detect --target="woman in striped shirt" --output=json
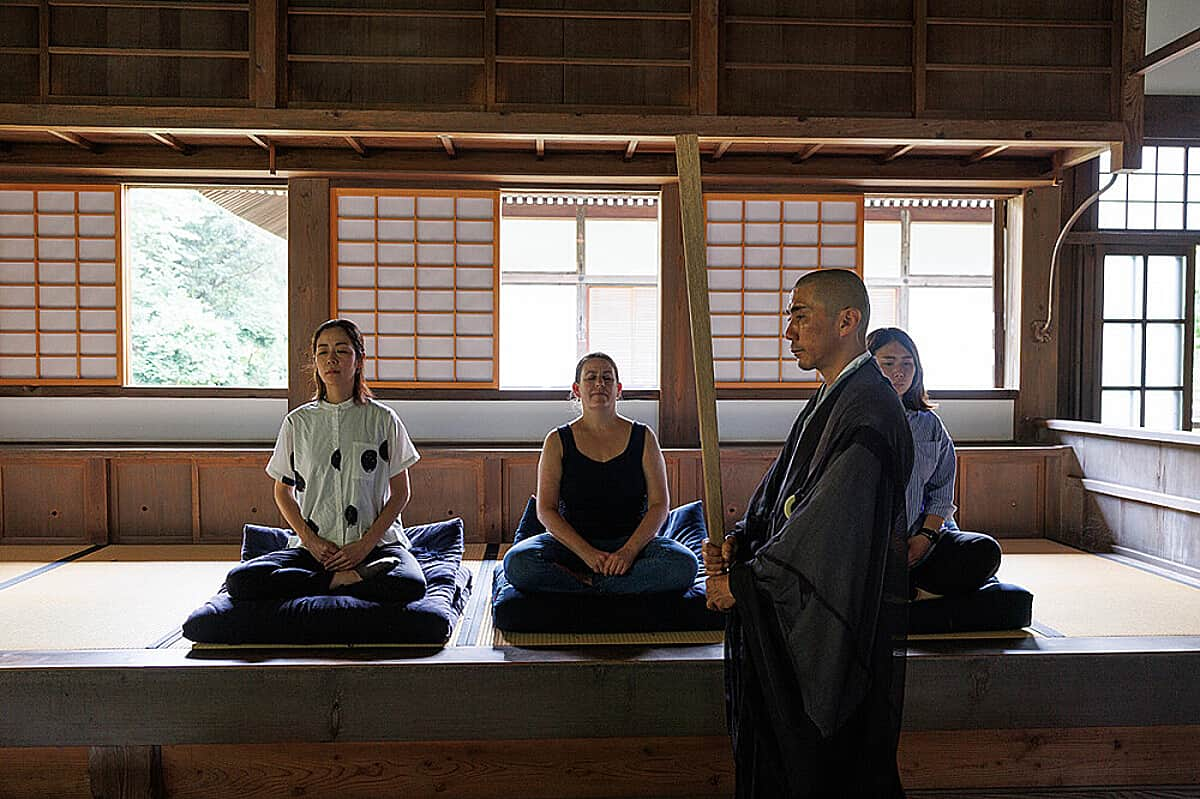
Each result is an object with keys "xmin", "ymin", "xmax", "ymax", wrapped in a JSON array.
[{"xmin": 867, "ymin": 327, "xmax": 1002, "ymax": 596}]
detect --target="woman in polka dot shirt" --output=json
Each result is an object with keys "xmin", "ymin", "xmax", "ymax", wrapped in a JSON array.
[{"xmin": 225, "ymin": 318, "xmax": 427, "ymax": 603}]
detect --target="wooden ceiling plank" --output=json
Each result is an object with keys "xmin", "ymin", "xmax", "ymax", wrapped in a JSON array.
[{"xmin": 0, "ymin": 105, "xmax": 1126, "ymax": 148}]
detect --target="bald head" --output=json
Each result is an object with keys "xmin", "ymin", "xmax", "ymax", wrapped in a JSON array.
[{"xmin": 793, "ymin": 269, "xmax": 870, "ymax": 336}]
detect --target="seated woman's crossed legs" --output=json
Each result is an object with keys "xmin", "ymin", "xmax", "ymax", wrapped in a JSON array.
[{"xmin": 503, "ymin": 532, "xmax": 697, "ymax": 595}]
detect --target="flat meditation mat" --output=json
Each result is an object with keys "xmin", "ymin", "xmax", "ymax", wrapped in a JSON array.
[
  {"xmin": 0, "ymin": 545, "xmax": 240, "ymax": 650},
  {"xmin": 0, "ymin": 545, "xmax": 91, "ymax": 584},
  {"xmin": 494, "ymin": 629, "xmax": 725, "ymax": 647}
]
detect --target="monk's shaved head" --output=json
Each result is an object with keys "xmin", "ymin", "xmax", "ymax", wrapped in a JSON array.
[{"xmin": 793, "ymin": 269, "xmax": 871, "ymax": 334}]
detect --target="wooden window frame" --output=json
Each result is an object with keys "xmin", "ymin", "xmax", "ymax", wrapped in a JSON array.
[
  {"xmin": 1094, "ymin": 241, "xmax": 1197, "ymax": 431},
  {"xmin": 0, "ymin": 183, "xmax": 122, "ymax": 387},
  {"xmin": 331, "ymin": 187, "xmax": 500, "ymax": 390},
  {"xmin": 1097, "ymin": 142, "xmax": 1200, "ymax": 233}
]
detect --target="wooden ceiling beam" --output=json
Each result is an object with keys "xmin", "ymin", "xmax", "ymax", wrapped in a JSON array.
[
  {"xmin": 47, "ymin": 130, "xmax": 99, "ymax": 152},
  {"xmin": 964, "ymin": 145, "xmax": 1008, "ymax": 165},
  {"xmin": 147, "ymin": 132, "xmax": 194, "ymax": 156},
  {"xmin": 1054, "ymin": 146, "xmax": 1109, "ymax": 171},
  {"xmin": 1134, "ymin": 26, "xmax": 1200, "ymax": 76},
  {"xmin": 624, "ymin": 139, "xmax": 638, "ymax": 162},
  {"xmin": 438, "ymin": 134, "xmax": 456, "ymax": 158},
  {"xmin": 344, "ymin": 135, "xmax": 368, "ymax": 157},
  {"xmin": 710, "ymin": 140, "xmax": 733, "ymax": 160},
  {"xmin": 792, "ymin": 143, "xmax": 822, "ymax": 163},
  {"xmin": 535, "ymin": 137, "xmax": 545, "ymax": 160},
  {"xmin": 0, "ymin": 104, "xmax": 1126, "ymax": 148},
  {"xmin": 247, "ymin": 134, "xmax": 270, "ymax": 150},
  {"xmin": 0, "ymin": 144, "xmax": 1056, "ymax": 189},
  {"xmin": 879, "ymin": 144, "xmax": 915, "ymax": 163}
]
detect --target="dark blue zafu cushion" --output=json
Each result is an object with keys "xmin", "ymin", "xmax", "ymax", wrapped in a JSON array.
[
  {"xmin": 908, "ymin": 578, "xmax": 1034, "ymax": 635},
  {"xmin": 492, "ymin": 498, "xmax": 725, "ymax": 633},
  {"xmin": 182, "ymin": 518, "xmax": 472, "ymax": 645}
]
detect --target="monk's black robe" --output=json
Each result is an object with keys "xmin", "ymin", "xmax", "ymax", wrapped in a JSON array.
[{"xmin": 725, "ymin": 358, "xmax": 914, "ymax": 798}]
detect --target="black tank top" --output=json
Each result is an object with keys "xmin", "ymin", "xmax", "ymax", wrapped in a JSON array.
[{"xmin": 557, "ymin": 421, "xmax": 648, "ymax": 542}]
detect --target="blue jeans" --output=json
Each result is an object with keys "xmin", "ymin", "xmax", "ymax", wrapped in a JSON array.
[{"xmin": 503, "ymin": 533, "xmax": 698, "ymax": 595}]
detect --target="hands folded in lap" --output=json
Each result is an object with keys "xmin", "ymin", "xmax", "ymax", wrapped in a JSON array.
[
  {"xmin": 582, "ymin": 546, "xmax": 637, "ymax": 577},
  {"xmin": 303, "ymin": 534, "xmax": 373, "ymax": 573}
]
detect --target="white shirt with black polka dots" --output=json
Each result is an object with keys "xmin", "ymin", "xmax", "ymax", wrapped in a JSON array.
[{"xmin": 266, "ymin": 398, "xmax": 420, "ymax": 550}]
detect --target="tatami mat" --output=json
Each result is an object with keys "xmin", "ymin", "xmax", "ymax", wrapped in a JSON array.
[
  {"xmin": 0, "ymin": 545, "xmax": 238, "ymax": 650},
  {"xmin": 0, "ymin": 545, "xmax": 91, "ymax": 583},
  {"xmin": 2, "ymin": 539, "xmax": 1197, "ymax": 651},
  {"xmin": 998, "ymin": 541, "xmax": 1200, "ymax": 637}
]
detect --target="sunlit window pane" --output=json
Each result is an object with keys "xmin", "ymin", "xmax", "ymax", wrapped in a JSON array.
[
  {"xmin": 1128, "ymin": 202, "xmax": 1155, "ymax": 229},
  {"xmin": 1101, "ymin": 390, "xmax": 1139, "ymax": 427},
  {"xmin": 127, "ymin": 187, "xmax": 287, "ymax": 387},
  {"xmin": 907, "ymin": 287, "xmax": 993, "ymax": 388},
  {"xmin": 910, "ymin": 222, "xmax": 992, "ymax": 275},
  {"xmin": 1102, "ymin": 255, "xmax": 1143, "ymax": 319},
  {"xmin": 1189, "ymin": 204, "xmax": 1200, "ymax": 231},
  {"xmin": 585, "ymin": 219, "xmax": 658, "ymax": 277},
  {"xmin": 1144, "ymin": 324, "xmax": 1183, "ymax": 387},
  {"xmin": 1144, "ymin": 390, "xmax": 1182, "ymax": 431},
  {"xmin": 1157, "ymin": 203, "xmax": 1184, "ymax": 230},
  {"xmin": 867, "ymin": 287, "xmax": 899, "ymax": 329},
  {"xmin": 1102, "ymin": 323, "xmax": 1142, "ymax": 386},
  {"xmin": 1098, "ymin": 201, "xmax": 1126, "ymax": 229},
  {"xmin": 1128, "ymin": 174, "xmax": 1156, "ymax": 202},
  {"xmin": 1157, "ymin": 146, "xmax": 1185, "ymax": 174},
  {"xmin": 864, "ymin": 220, "xmax": 901, "ymax": 278},
  {"xmin": 1146, "ymin": 256, "xmax": 1184, "ymax": 319},
  {"xmin": 499, "ymin": 284, "xmax": 577, "ymax": 388},
  {"xmin": 500, "ymin": 218, "xmax": 576, "ymax": 272},
  {"xmin": 587, "ymin": 286, "xmax": 659, "ymax": 388},
  {"xmin": 1157, "ymin": 174, "xmax": 1185, "ymax": 202}
]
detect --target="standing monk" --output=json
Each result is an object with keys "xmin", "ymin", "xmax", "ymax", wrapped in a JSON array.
[{"xmin": 705, "ymin": 269, "xmax": 914, "ymax": 798}]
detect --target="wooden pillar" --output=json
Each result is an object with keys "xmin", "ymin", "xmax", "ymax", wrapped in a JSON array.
[
  {"xmin": 659, "ymin": 182, "xmax": 700, "ymax": 448},
  {"xmin": 1112, "ymin": 0, "xmax": 1146, "ymax": 172},
  {"xmin": 674, "ymin": 134, "xmax": 723, "ymax": 543},
  {"xmin": 84, "ymin": 457, "xmax": 109, "ymax": 545},
  {"xmin": 287, "ymin": 178, "xmax": 331, "ymax": 410},
  {"xmin": 88, "ymin": 745, "xmax": 162, "ymax": 799},
  {"xmin": 1014, "ymin": 186, "xmax": 1063, "ymax": 442}
]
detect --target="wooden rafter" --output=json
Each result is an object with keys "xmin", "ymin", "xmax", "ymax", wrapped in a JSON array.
[
  {"xmin": 792, "ymin": 143, "xmax": 822, "ymax": 163},
  {"xmin": 439, "ymin": 135, "xmax": 457, "ymax": 158},
  {"xmin": 247, "ymin": 134, "xmax": 270, "ymax": 150},
  {"xmin": 880, "ymin": 144, "xmax": 915, "ymax": 163},
  {"xmin": 624, "ymin": 139, "xmax": 638, "ymax": 162},
  {"xmin": 1134, "ymin": 26, "xmax": 1200, "ymax": 76},
  {"xmin": 964, "ymin": 145, "xmax": 1008, "ymax": 165},
  {"xmin": 710, "ymin": 140, "xmax": 733, "ymax": 160},
  {"xmin": 147, "ymin": 132, "xmax": 193, "ymax": 156},
  {"xmin": 344, "ymin": 136, "xmax": 368, "ymax": 157},
  {"xmin": 535, "ymin": 137, "xmax": 545, "ymax": 160},
  {"xmin": 48, "ymin": 130, "xmax": 98, "ymax": 152}
]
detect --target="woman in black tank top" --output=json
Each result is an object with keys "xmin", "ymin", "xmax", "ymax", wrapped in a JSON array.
[{"xmin": 501, "ymin": 353, "xmax": 698, "ymax": 595}]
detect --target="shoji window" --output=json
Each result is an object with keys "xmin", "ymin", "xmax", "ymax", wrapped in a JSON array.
[
  {"xmin": 0, "ymin": 185, "xmax": 120, "ymax": 384},
  {"xmin": 704, "ymin": 194, "xmax": 864, "ymax": 387},
  {"xmin": 332, "ymin": 189, "xmax": 499, "ymax": 388}
]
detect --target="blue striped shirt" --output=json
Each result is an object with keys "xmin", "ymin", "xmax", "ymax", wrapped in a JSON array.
[{"xmin": 904, "ymin": 409, "xmax": 958, "ymax": 536}]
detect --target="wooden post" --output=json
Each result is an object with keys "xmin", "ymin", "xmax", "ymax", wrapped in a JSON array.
[
  {"xmin": 674, "ymin": 133, "xmax": 723, "ymax": 543},
  {"xmin": 1014, "ymin": 186, "xmax": 1063, "ymax": 442},
  {"xmin": 287, "ymin": 178, "xmax": 331, "ymax": 411}
]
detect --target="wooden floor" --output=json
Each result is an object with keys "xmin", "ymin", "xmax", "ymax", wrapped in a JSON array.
[{"xmin": 2, "ymin": 539, "xmax": 1199, "ymax": 797}]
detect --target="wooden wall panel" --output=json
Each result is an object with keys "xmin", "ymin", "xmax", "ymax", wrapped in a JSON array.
[
  {"xmin": 405, "ymin": 455, "xmax": 485, "ymax": 537},
  {"xmin": 0, "ymin": 746, "xmax": 91, "ymax": 799},
  {"xmin": 197, "ymin": 461, "xmax": 281, "ymax": 543},
  {"xmin": 501, "ymin": 454, "xmax": 538, "ymax": 540},
  {"xmin": 0, "ymin": 445, "xmax": 1070, "ymax": 545},
  {"xmin": 111, "ymin": 461, "xmax": 193, "ymax": 543},
  {"xmin": 0, "ymin": 462, "xmax": 87, "ymax": 543},
  {"xmin": 956, "ymin": 454, "xmax": 1045, "ymax": 537}
]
